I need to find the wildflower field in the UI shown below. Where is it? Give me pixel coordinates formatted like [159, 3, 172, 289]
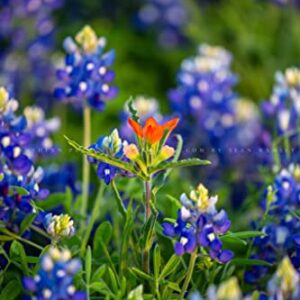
[2, 0, 300, 299]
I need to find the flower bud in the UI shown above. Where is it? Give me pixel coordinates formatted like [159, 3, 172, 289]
[160, 145, 175, 160]
[75, 25, 98, 53]
[44, 213, 75, 241]
[124, 144, 140, 160]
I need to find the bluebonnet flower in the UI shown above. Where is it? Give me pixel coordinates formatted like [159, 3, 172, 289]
[0, 87, 51, 231]
[55, 25, 117, 111]
[168, 45, 264, 192]
[23, 106, 60, 160]
[162, 184, 233, 263]
[44, 213, 75, 241]
[0, 0, 63, 107]
[88, 129, 128, 184]
[119, 96, 162, 142]
[23, 247, 86, 300]
[265, 256, 300, 299]
[245, 164, 300, 285]
[137, 0, 188, 48]
[42, 163, 81, 196]
[261, 67, 300, 167]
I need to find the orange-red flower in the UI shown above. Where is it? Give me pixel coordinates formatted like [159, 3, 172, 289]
[128, 117, 179, 145]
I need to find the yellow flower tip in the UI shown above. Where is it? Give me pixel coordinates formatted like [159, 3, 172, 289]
[190, 184, 214, 213]
[285, 67, 300, 87]
[294, 165, 300, 182]
[216, 277, 241, 300]
[24, 106, 44, 125]
[0, 86, 9, 111]
[277, 256, 299, 295]
[75, 25, 98, 53]
[124, 143, 140, 160]
[160, 145, 175, 160]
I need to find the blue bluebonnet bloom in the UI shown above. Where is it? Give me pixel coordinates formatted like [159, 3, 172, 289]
[88, 129, 128, 184]
[23, 106, 60, 160]
[265, 256, 300, 300]
[137, 0, 188, 48]
[23, 247, 86, 300]
[262, 67, 300, 135]
[162, 184, 233, 263]
[245, 165, 300, 284]
[119, 96, 162, 142]
[0, 0, 62, 107]
[0, 87, 50, 231]
[55, 25, 117, 111]
[168, 45, 264, 190]
[261, 67, 300, 167]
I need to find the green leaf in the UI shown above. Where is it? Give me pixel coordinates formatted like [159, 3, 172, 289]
[93, 221, 113, 255]
[153, 244, 161, 280]
[127, 98, 140, 122]
[65, 136, 140, 177]
[159, 255, 181, 280]
[226, 231, 266, 239]
[64, 187, 73, 213]
[220, 235, 247, 247]
[128, 285, 144, 300]
[8, 186, 29, 196]
[19, 213, 36, 235]
[231, 258, 272, 267]
[85, 246, 92, 285]
[108, 267, 118, 293]
[92, 265, 107, 282]
[89, 281, 108, 292]
[9, 240, 28, 274]
[0, 235, 14, 242]
[150, 158, 210, 174]
[0, 279, 22, 300]
[129, 267, 154, 282]
[38, 192, 65, 210]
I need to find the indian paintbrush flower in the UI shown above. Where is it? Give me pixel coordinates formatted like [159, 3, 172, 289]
[128, 116, 179, 145]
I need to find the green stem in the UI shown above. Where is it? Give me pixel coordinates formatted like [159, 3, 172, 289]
[179, 251, 197, 300]
[4, 230, 43, 251]
[81, 106, 91, 230]
[80, 182, 105, 256]
[111, 180, 127, 219]
[143, 179, 152, 274]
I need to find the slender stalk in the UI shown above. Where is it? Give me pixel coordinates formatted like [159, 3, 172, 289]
[80, 182, 105, 256]
[179, 251, 197, 300]
[81, 105, 91, 229]
[144, 179, 152, 220]
[142, 178, 152, 274]
[111, 180, 127, 219]
[4, 230, 43, 251]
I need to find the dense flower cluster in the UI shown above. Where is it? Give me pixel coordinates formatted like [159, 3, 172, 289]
[168, 45, 263, 187]
[55, 25, 117, 111]
[262, 67, 300, 135]
[162, 184, 233, 263]
[88, 129, 128, 184]
[23, 247, 86, 300]
[0, 87, 53, 231]
[0, 0, 62, 106]
[245, 164, 300, 284]
[137, 0, 188, 48]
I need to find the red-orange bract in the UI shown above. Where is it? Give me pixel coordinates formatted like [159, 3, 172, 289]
[128, 117, 179, 145]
